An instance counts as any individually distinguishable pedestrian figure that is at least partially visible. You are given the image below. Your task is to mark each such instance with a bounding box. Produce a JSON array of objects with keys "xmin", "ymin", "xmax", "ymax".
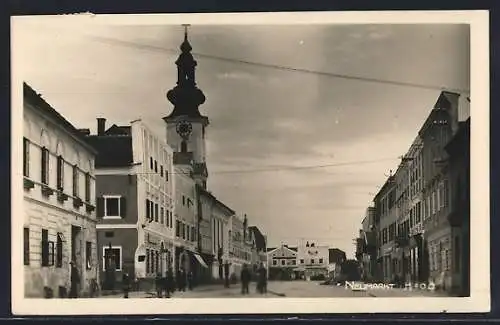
[
  {"xmin": 258, "ymin": 263, "xmax": 267, "ymax": 294},
  {"xmin": 122, "ymin": 271, "xmax": 130, "ymax": 298},
  {"xmin": 187, "ymin": 271, "xmax": 193, "ymax": 291},
  {"xmin": 69, "ymin": 261, "xmax": 80, "ymax": 298},
  {"xmin": 240, "ymin": 264, "xmax": 251, "ymax": 295},
  {"xmin": 166, "ymin": 267, "xmax": 174, "ymax": 298},
  {"xmin": 224, "ymin": 263, "xmax": 230, "ymax": 288},
  {"xmin": 155, "ymin": 273, "xmax": 163, "ymax": 298},
  {"xmin": 176, "ymin": 269, "xmax": 183, "ymax": 291},
  {"xmin": 180, "ymin": 268, "xmax": 187, "ymax": 291}
]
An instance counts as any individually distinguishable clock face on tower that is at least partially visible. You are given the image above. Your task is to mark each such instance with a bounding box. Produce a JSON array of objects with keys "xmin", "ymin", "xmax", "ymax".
[{"xmin": 176, "ymin": 120, "xmax": 193, "ymax": 138}]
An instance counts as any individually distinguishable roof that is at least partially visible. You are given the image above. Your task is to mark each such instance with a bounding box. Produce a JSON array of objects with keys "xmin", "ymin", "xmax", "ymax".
[
  {"xmin": 85, "ymin": 135, "xmax": 133, "ymax": 168},
  {"xmin": 23, "ymin": 82, "xmax": 97, "ymax": 154},
  {"xmin": 417, "ymin": 108, "xmax": 450, "ymax": 138},
  {"xmin": 373, "ymin": 175, "xmax": 395, "ymax": 202},
  {"xmin": 445, "ymin": 117, "xmax": 470, "ymax": 157},
  {"xmin": 328, "ymin": 248, "xmax": 347, "ymax": 263},
  {"xmin": 197, "ymin": 185, "xmax": 236, "ymax": 216},
  {"xmin": 266, "ymin": 247, "xmax": 276, "ymax": 252},
  {"xmin": 104, "ymin": 124, "xmax": 131, "ymax": 136},
  {"xmin": 248, "ymin": 226, "xmax": 266, "ymax": 251}
]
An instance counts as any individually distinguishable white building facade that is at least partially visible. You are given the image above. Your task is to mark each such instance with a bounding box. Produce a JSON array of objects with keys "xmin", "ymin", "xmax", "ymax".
[
  {"xmin": 297, "ymin": 242, "xmax": 329, "ymax": 279},
  {"xmin": 23, "ymin": 83, "xmax": 98, "ymax": 298},
  {"xmin": 131, "ymin": 120, "xmax": 176, "ymax": 278}
]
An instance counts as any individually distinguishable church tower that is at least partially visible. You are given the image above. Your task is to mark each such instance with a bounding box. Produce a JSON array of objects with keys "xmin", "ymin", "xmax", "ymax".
[{"xmin": 163, "ymin": 25, "xmax": 209, "ymax": 189}]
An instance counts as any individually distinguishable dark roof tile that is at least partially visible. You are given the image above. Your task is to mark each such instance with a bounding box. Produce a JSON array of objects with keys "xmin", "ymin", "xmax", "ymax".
[{"xmin": 85, "ymin": 135, "xmax": 133, "ymax": 168}]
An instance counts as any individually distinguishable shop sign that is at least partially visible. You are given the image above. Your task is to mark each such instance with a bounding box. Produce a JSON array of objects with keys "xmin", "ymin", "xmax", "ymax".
[{"xmin": 146, "ymin": 233, "xmax": 159, "ymax": 246}]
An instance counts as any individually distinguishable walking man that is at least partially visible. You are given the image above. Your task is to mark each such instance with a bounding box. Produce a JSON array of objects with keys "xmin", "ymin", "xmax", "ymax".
[
  {"xmin": 258, "ymin": 263, "xmax": 267, "ymax": 294},
  {"xmin": 122, "ymin": 271, "xmax": 130, "ymax": 298},
  {"xmin": 240, "ymin": 264, "xmax": 251, "ymax": 295},
  {"xmin": 69, "ymin": 261, "xmax": 80, "ymax": 298},
  {"xmin": 166, "ymin": 267, "xmax": 174, "ymax": 298}
]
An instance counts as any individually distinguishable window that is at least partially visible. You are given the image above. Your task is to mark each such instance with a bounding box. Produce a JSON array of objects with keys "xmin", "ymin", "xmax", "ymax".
[
  {"xmin": 23, "ymin": 138, "xmax": 30, "ymax": 177},
  {"xmin": 166, "ymin": 170, "xmax": 169, "ymax": 181},
  {"xmin": 182, "ymin": 196, "xmax": 185, "ymax": 206},
  {"xmin": 57, "ymin": 156, "xmax": 64, "ymax": 190},
  {"xmin": 281, "ymin": 260, "xmax": 285, "ymax": 266},
  {"xmin": 41, "ymin": 147, "xmax": 49, "ymax": 185},
  {"xmin": 187, "ymin": 226, "xmax": 190, "ymax": 241},
  {"xmin": 182, "ymin": 223, "xmax": 186, "ymax": 239},
  {"xmin": 72, "ymin": 165, "xmax": 79, "ymax": 197},
  {"xmin": 102, "ymin": 246, "xmax": 122, "ymax": 271},
  {"xmin": 146, "ymin": 199, "xmax": 151, "ymax": 221},
  {"xmin": 416, "ymin": 202, "xmax": 421, "ymax": 223},
  {"xmin": 160, "ymin": 207, "xmax": 164, "ymax": 224},
  {"xmin": 154, "ymin": 160, "xmax": 158, "ymax": 173},
  {"xmin": 146, "ymin": 248, "xmax": 150, "ymax": 273},
  {"xmin": 84, "ymin": 173, "xmax": 91, "ymax": 203},
  {"xmin": 86, "ymin": 241, "xmax": 92, "ymax": 270},
  {"xmin": 273, "ymin": 260, "xmax": 277, "ymax": 265},
  {"xmin": 169, "ymin": 212, "xmax": 173, "ymax": 228},
  {"xmin": 292, "ymin": 260, "xmax": 296, "ymax": 265},
  {"xmin": 103, "ymin": 196, "xmax": 126, "ymax": 218},
  {"xmin": 150, "ymin": 157, "xmax": 153, "ymax": 170},
  {"xmin": 23, "ymin": 227, "xmax": 29, "ymax": 265},
  {"xmin": 191, "ymin": 226, "xmax": 196, "ymax": 242},
  {"xmin": 154, "ymin": 203, "xmax": 159, "ymax": 223},
  {"xmin": 311, "ymin": 259, "xmax": 315, "ymax": 264},
  {"xmin": 160, "ymin": 165, "xmax": 164, "ymax": 177},
  {"xmin": 176, "ymin": 220, "xmax": 180, "ymax": 237},
  {"xmin": 41, "ymin": 229, "xmax": 54, "ymax": 267},
  {"xmin": 181, "ymin": 141, "xmax": 187, "ymax": 153},
  {"xmin": 319, "ymin": 258, "xmax": 323, "ymax": 264},
  {"xmin": 56, "ymin": 233, "xmax": 63, "ymax": 268},
  {"xmin": 155, "ymin": 251, "xmax": 159, "ymax": 274}
]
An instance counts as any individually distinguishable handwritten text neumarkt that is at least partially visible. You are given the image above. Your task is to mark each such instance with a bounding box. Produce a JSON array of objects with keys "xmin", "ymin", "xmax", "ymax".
[{"xmin": 345, "ymin": 281, "xmax": 436, "ymax": 291}]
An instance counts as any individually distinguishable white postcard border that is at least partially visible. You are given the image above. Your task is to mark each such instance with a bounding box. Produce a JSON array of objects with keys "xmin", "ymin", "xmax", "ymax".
[{"xmin": 11, "ymin": 10, "xmax": 490, "ymax": 315}]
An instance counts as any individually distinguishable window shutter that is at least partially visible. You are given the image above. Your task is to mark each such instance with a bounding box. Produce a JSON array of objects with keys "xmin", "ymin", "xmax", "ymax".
[
  {"xmin": 96, "ymin": 197, "xmax": 105, "ymax": 218},
  {"xmin": 120, "ymin": 197, "xmax": 127, "ymax": 217},
  {"xmin": 41, "ymin": 240, "xmax": 48, "ymax": 266},
  {"xmin": 56, "ymin": 234, "xmax": 63, "ymax": 268}
]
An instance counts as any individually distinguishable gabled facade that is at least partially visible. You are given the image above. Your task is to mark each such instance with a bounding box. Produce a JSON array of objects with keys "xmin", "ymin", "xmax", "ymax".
[
  {"xmin": 267, "ymin": 244, "xmax": 298, "ymax": 280},
  {"xmin": 23, "ymin": 83, "xmax": 98, "ymax": 297},
  {"xmin": 85, "ymin": 118, "xmax": 175, "ymax": 290}
]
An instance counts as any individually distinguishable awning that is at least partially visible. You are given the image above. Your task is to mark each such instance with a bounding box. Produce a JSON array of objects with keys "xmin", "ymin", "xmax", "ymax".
[{"xmin": 193, "ymin": 253, "xmax": 209, "ymax": 268}]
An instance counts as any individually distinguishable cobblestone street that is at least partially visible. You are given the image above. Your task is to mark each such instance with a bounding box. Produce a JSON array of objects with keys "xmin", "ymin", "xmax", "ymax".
[{"xmin": 99, "ymin": 281, "xmax": 448, "ymax": 298}]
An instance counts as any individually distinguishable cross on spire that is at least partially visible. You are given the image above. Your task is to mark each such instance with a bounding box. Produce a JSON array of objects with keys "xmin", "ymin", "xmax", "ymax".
[{"xmin": 182, "ymin": 24, "xmax": 190, "ymax": 41}]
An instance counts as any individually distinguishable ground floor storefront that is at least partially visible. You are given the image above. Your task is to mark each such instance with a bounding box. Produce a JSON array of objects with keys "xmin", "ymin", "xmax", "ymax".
[
  {"xmin": 24, "ymin": 198, "xmax": 99, "ymax": 298},
  {"xmin": 425, "ymin": 223, "xmax": 468, "ymax": 295}
]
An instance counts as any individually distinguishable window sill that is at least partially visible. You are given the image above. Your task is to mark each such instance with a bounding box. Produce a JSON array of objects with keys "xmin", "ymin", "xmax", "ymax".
[
  {"xmin": 103, "ymin": 216, "xmax": 123, "ymax": 220},
  {"xmin": 41, "ymin": 185, "xmax": 54, "ymax": 197},
  {"xmin": 23, "ymin": 178, "xmax": 35, "ymax": 190},
  {"xmin": 73, "ymin": 197, "xmax": 84, "ymax": 208},
  {"xmin": 57, "ymin": 191, "xmax": 69, "ymax": 203}
]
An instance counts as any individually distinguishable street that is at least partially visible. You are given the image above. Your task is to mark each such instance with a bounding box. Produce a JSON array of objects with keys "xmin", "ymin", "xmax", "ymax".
[{"xmin": 100, "ymin": 280, "xmax": 448, "ymax": 298}]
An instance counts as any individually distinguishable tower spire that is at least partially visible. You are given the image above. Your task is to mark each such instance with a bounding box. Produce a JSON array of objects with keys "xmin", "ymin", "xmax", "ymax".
[
  {"xmin": 165, "ymin": 24, "xmax": 206, "ymax": 120},
  {"xmin": 183, "ymin": 24, "xmax": 190, "ymax": 41}
]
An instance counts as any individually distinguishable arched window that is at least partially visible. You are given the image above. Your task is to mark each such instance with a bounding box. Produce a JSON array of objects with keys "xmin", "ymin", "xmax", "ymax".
[{"xmin": 181, "ymin": 141, "xmax": 187, "ymax": 153}]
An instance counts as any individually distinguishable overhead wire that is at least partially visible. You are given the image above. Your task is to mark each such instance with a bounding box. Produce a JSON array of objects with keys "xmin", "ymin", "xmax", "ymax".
[
  {"xmin": 132, "ymin": 156, "xmax": 400, "ymax": 176},
  {"xmin": 88, "ymin": 35, "xmax": 470, "ymax": 95}
]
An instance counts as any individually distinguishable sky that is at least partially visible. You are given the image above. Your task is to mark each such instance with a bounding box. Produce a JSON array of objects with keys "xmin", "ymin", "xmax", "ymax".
[{"xmin": 13, "ymin": 17, "xmax": 470, "ymax": 258}]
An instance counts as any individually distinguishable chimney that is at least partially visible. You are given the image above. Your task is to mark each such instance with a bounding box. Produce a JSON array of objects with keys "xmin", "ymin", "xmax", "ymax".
[
  {"xmin": 78, "ymin": 128, "xmax": 90, "ymax": 136},
  {"xmin": 97, "ymin": 118, "xmax": 106, "ymax": 135}
]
